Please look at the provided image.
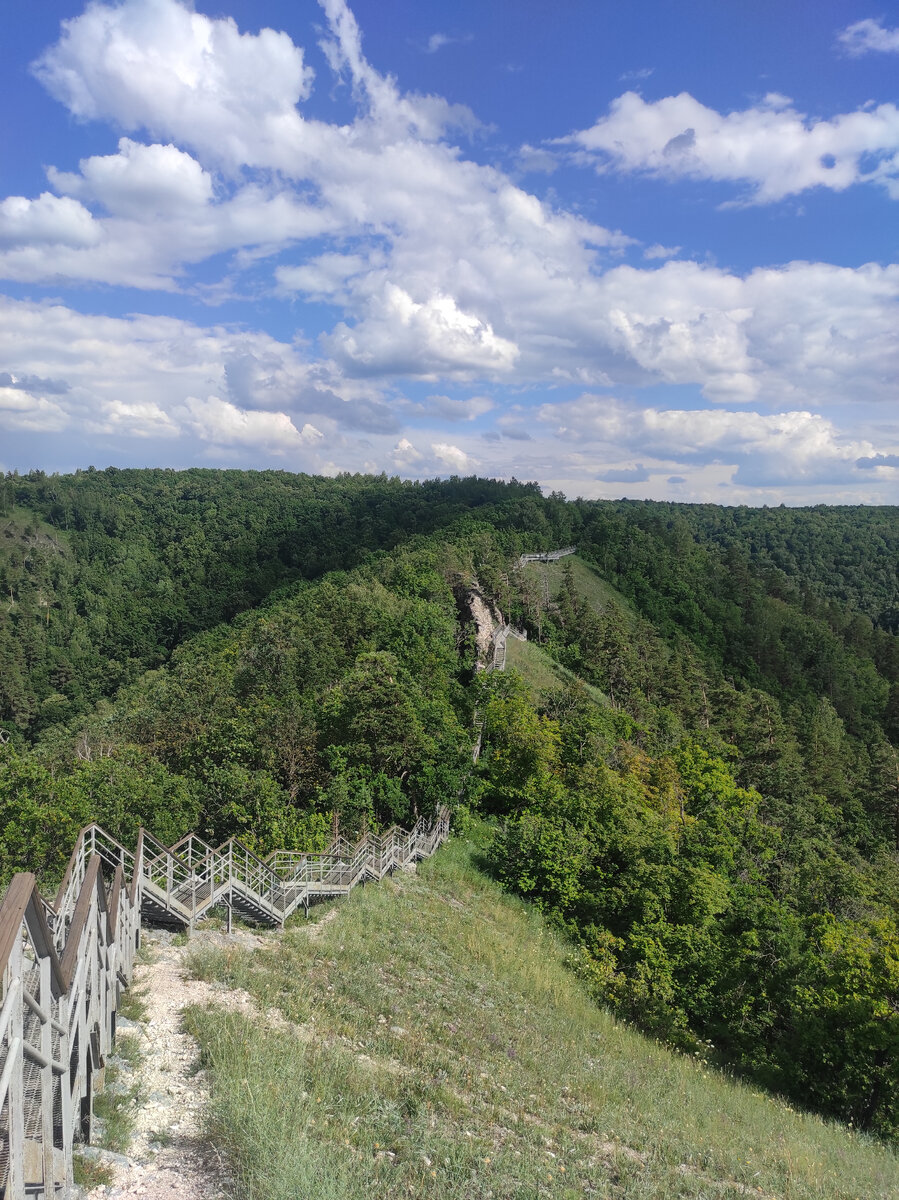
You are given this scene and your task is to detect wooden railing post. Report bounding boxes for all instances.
[6,933,25,1199]
[1,806,451,1197]
[39,953,54,1192]
[58,987,73,1192]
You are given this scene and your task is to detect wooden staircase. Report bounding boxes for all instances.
[0,807,450,1199]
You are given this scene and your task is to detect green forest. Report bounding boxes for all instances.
[2,468,898,1141]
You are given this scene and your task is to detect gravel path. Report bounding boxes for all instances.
[85,927,272,1200]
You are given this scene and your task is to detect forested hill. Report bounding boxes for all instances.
[2,469,899,1140]
[3,469,898,745]
[0,468,540,737]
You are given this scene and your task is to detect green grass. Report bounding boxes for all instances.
[504,636,608,707]
[118,983,150,1023]
[0,505,67,547]
[521,556,633,626]
[72,1152,114,1190]
[92,1031,144,1153]
[183,836,899,1200]
[504,636,571,699]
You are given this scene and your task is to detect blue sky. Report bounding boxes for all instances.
[1,0,897,503]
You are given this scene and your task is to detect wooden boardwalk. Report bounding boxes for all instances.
[517,546,576,567]
[0,807,450,1199]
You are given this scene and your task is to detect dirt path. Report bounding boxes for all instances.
[85,928,270,1200]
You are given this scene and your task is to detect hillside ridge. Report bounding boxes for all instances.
[2,475,899,1157]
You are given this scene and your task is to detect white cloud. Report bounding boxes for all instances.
[643,243,681,260]
[0,385,69,432]
[562,90,899,201]
[179,395,308,451]
[837,18,899,56]
[326,285,520,379]
[0,295,395,452]
[1,297,896,504]
[431,441,473,472]
[97,398,180,438]
[16,0,634,346]
[538,395,879,486]
[392,436,423,466]
[0,174,337,290]
[556,258,899,406]
[32,0,314,172]
[0,0,896,502]
[0,193,100,247]
[48,138,214,217]
[318,0,478,142]
[275,252,379,300]
[423,32,472,54]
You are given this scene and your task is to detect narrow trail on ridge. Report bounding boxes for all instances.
[84,919,331,1200]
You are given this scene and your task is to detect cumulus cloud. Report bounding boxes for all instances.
[179,395,310,451]
[0,384,69,432]
[538,395,880,486]
[276,252,379,301]
[1,0,897,503]
[16,0,635,367]
[0,193,100,247]
[326,285,519,379]
[837,18,899,56]
[0,295,393,451]
[392,436,423,466]
[566,258,899,406]
[2,293,895,502]
[561,90,899,201]
[32,0,314,171]
[48,139,214,217]
[431,441,473,472]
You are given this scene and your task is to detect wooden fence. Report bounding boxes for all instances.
[0,807,450,1199]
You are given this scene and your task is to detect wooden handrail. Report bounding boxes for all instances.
[59,854,104,990]
[0,805,450,1199]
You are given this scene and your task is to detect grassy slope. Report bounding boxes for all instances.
[184,834,899,1200]
[0,505,68,577]
[522,557,635,627]
[504,637,608,708]
[508,553,633,704]
[505,636,571,695]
